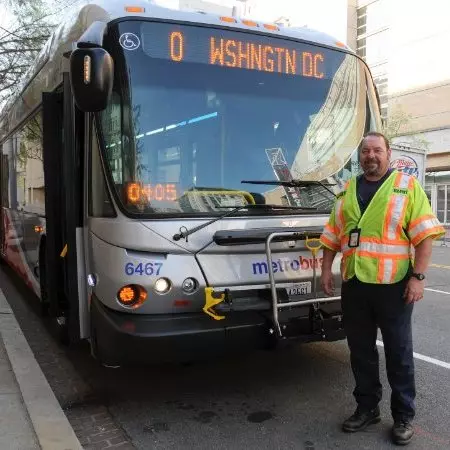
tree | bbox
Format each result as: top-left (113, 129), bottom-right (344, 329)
top-left (383, 105), bottom-right (430, 150)
top-left (0, 0), bottom-right (79, 105)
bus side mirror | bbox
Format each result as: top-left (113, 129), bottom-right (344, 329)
top-left (70, 47), bottom-right (113, 112)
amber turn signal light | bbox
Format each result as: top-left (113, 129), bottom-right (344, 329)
top-left (117, 284), bottom-right (147, 308)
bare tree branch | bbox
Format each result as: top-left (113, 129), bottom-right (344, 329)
top-left (0, 0), bottom-right (80, 104)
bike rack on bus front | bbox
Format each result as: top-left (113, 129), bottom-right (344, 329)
top-left (264, 231), bottom-right (341, 338)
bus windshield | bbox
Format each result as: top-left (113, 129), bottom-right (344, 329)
top-left (99, 20), bottom-right (381, 216)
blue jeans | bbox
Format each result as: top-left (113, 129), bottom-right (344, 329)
top-left (341, 276), bottom-right (415, 421)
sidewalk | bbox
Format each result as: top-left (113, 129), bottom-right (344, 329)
top-left (0, 289), bottom-right (83, 450)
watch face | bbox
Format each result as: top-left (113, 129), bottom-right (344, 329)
top-left (413, 273), bottom-right (425, 280)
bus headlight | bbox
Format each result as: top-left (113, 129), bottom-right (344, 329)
top-left (182, 277), bottom-right (198, 294)
top-left (117, 284), bottom-right (147, 308)
top-left (154, 277), bottom-right (171, 294)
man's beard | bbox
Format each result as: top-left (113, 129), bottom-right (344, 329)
top-left (363, 161), bottom-right (380, 175)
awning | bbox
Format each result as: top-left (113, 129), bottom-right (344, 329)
top-left (426, 152), bottom-right (450, 172)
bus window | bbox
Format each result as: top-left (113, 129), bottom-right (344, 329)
top-left (89, 123), bottom-right (116, 218)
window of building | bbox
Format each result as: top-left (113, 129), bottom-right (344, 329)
top-left (372, 72), bottom-right (388, 120)
top-left (436, 184), bottom-right (450, 224)
top-left (363, 31), bottom-right (389, 65)
top-left (365, 1), bottom-right (387, 35)
top-left (357, 1), bottom-right (387, 34)
top-left (357, 0), bottom-right (389, 66)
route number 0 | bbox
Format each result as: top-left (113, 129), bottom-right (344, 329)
top-left (170, 32), bottom-right (184, 62)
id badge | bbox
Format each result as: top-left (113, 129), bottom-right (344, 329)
top-left (348, 228), bottom-right (361, 248)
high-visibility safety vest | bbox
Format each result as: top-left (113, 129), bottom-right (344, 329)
top-left (320, 170), bottom-right (445, 284)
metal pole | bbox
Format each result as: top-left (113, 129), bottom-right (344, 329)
top-left (265, 233), bottom-right (282, 337)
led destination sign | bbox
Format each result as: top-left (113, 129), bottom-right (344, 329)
top-left (141, 23), bottom-right (328, 78)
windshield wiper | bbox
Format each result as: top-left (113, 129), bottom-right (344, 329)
top-left (241, 179), bottom-right (337, 197)
top-left (172, 203), bottom-right (316, 242)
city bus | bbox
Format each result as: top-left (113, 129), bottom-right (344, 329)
top-left (0, 0), bottom-right (382, 366)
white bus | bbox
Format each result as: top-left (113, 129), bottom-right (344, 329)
top-left (0, 0), bottom-right (382, 366)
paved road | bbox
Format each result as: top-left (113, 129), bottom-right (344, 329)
top-left (1, 246), bottom-right (450, 449)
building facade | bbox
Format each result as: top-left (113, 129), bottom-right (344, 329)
top-left (356, 0), bottom-right (450, 226)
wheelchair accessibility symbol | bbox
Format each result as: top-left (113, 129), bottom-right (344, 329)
top-left (119, 33), bottom-right (140, 51)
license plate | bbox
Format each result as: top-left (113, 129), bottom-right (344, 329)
top-left (286, 282), bottom-right (311, 296)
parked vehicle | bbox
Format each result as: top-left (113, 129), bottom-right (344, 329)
top-left (0, 0), bottom-right (383, 365)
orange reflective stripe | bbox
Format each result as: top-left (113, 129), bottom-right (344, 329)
top-left (359, 239), bottom-right (409, 254)
top-left (335, 197), bottom-right (344, 232)
top-left (321, 235), bottom-right (340, 251)
top-left (383, 172), bottom-right (410, 241)
top-left (377, 259), bottom-right (385, 283)
top-left (341, 239), bottom-right (410, 258)
top-left (325, 223), bottom-right (338, 234)
top-left (360, 236), bottom-right (406, 246)
top-left (334, 181), bottom-right (349, 235)
top-left (407, 215), bottom-right (444, 246)
top-left (343, 247), bottom-right (356, 257)
top-left (392, 259), bottom-right (399, 282)
top-left (376, 258), bottom-right (399, 283)
top-left (359, 251), bottom-right (409, 260)
top-left (394, 172), bottom-right (410, 189)
top-left (408, 214), bottom-right (436, 231)
top-left (383, 194), bottom-right (394, 240)
top-left (410, 225), bottom-right (446, 247)
top-left (341, 238), bottom-right (351, 253)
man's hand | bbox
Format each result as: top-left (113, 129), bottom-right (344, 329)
top-left (403, 278), bottom-right (424, 304)
top-left (321, 270), bottom-right (335, 296)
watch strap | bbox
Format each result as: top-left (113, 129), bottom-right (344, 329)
top-left (411, 272), bottom-right (425, 280)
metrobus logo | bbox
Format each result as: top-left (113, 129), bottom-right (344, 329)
top-left (252, 256), bottom-right (324, 275)
top-left (390, 155), bottom-right (419, 178)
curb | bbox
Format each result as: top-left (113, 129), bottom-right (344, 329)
top-left (0, 289), bottom-right (83, 450)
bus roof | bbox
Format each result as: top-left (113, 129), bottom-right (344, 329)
top-left (83, 0), bottom-right (350, 48)
top-left (0, 0), bottom-right (353, 139)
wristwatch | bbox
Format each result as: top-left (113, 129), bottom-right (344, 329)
top-left (411, 273), bottom-right (425, 281)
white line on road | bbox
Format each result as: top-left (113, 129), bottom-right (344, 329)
top-left (429, 263), bottom-right (450, 270)
top-left (376, 340), bottom-right (450, 370)
top-left (425, 288), bottom-right (450, 295)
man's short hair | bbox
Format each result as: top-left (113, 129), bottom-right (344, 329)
top-left (362, 131), bottom-right (390, 150)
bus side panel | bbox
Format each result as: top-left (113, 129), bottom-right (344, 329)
top-left (0, 135), bottom-right (40, 295)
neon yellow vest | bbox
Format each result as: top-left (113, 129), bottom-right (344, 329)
top-left (322, 170), bottom-right (444, 284)
top-left (341, 171), bottom-right (412, 283)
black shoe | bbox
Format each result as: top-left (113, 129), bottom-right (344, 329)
top-left (342, 406), bottom-right (381, 432)
top-left (392, 420), bottom-right (414, 445)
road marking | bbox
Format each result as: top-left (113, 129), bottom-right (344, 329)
top-left (429, 263), bottom-right (450, 270)
top-left (376, 340), bottom-right (450, 369)
top-left (425, 288), bottom-right (450, 295)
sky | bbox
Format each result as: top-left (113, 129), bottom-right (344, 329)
top-left (0, 2), bottom-right (12, 27)
top-left (1, 0), bottom-right (349, 41)
top-left (155, 0), bottom-right (349, 42)
top-left (245, 0), bottom-right (348, 42)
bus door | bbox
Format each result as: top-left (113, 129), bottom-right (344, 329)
top-left (42, 74), bottom-right (83, 343)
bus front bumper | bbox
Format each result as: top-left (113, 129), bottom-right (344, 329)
top-left (90, 294), bottom-right (345, 366)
